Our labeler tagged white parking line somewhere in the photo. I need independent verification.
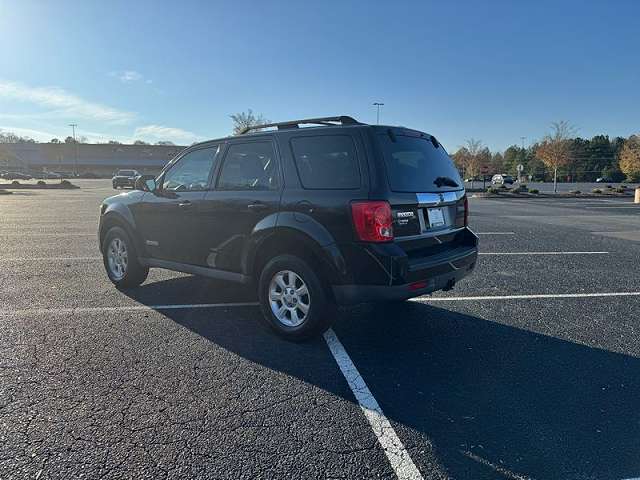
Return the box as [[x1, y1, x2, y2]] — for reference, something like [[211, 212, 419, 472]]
[[584, 205, 640, 209], [324, 329, 423, 480], [2, 256, 101, 262], [476, 232, 516, 235], [479, 251, 608, 256], [413, 291, 640, 302], [0, 232, 95, 237], [0, 302, 260, 316]]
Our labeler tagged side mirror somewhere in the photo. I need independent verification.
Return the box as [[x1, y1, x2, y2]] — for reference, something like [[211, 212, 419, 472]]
[[135, 175, 157, 192]]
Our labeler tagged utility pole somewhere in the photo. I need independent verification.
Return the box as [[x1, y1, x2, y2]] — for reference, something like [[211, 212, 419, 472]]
[[69, 123, 78, 175], [373, 102, 384, 125], [520, 136, 526, 182]]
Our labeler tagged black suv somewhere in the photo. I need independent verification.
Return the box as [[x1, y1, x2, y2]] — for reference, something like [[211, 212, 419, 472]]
[[99, 116, 478, 339], [112, 169, 140, 189]]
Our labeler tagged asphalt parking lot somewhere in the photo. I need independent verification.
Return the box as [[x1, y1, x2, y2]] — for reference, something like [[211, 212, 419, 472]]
[[2, 180, 640, 480]]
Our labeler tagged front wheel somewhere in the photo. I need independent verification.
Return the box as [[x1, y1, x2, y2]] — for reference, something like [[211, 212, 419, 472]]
[[102, 226, 149, 288], [258, 255, 335, 341]]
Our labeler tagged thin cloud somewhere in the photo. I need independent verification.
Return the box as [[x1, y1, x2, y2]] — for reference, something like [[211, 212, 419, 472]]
[[133, 124, 199, 143], [110, 70, 151, 84], [0, 81, 135, 124]]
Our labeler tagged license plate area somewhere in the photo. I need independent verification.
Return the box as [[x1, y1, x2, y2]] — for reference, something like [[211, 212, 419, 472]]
[[426, 207, 446, 228]]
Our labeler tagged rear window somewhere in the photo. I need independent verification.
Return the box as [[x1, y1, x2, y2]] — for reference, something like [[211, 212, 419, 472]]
[[290, 135, 360, 189], [378, 134, 462, 192]]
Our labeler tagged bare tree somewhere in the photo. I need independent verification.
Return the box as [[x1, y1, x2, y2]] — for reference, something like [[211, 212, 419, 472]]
[[535, 121, 575, 192], [618, 134, 640, 182], [230, 109, 270, 135], [463, 139, 485, 188]]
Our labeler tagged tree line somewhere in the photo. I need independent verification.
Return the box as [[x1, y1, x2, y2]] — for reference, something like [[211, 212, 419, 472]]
[[0, 130, 175, 146], [453, 121, 640, 185]]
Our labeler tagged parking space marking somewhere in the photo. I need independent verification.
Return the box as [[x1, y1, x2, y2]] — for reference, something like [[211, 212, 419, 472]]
[[0, 302, 260, 317], [323, 329, 424, 480], [2, 256, 102, 262], [0, 232, 95, 237], [584, 205, 640, 209], [478, 251, 608, 255], [414, 291, 640, 302], [476, 232, 516, 235]]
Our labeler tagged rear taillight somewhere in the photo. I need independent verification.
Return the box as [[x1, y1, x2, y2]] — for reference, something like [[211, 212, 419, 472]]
[[455, 195, 469, 228], [351, 201, 394, 242]]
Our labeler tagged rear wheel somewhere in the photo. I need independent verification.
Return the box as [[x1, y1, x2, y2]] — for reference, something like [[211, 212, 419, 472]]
[[102, 226, 148, 288], [258, 255, 335, 341]]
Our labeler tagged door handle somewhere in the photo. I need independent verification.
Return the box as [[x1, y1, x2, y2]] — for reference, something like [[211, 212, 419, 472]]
[[178, 200, 192, 208], [247, 202, 268, 211]]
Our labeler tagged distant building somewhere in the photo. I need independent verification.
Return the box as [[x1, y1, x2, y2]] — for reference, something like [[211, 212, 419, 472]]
[[0, 142, 186, 176]]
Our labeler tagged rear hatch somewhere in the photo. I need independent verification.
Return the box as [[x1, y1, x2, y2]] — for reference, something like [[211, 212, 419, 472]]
[[375, 128, 470, 259]]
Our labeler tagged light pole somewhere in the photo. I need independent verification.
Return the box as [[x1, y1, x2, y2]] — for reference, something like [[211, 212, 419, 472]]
[[373, 102, 384, 125], [69, 123, 78, 175], [520, 136, 526, 182]]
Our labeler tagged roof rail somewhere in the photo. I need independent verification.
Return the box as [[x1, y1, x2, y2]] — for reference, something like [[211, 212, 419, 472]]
[[239, 116, 362, 134]]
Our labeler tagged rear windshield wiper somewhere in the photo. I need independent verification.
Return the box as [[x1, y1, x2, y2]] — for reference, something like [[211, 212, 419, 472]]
[[434, 176, 459, 188]]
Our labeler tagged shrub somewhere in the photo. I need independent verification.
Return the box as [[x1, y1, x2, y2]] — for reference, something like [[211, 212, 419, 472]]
[[61, 179, 71, 186], [616, 187, 626, 193], [529, 188, 539, 194], [509, 186, 521, 193], [11, 180, 20, 185], [606, 185, 613, 189], [487, 187, 500, 194], [37, 180, 46, 186], [592, 188, 602, 194], [569, 190, 581, 195]]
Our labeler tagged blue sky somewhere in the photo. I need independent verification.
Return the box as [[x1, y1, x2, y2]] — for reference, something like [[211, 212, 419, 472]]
[[0, 0, 638, 151]]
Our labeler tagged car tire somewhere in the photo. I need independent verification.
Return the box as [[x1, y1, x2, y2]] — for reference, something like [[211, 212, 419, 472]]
[[258, 254, 335, 341], [102, 226, 149, 289]]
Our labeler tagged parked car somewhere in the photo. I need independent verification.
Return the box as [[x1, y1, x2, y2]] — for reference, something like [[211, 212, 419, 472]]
[[32, 172, 61, 179], [112, 169, 140, 189], [491, 174, 514, 185], [596, 177, 613, 183], [52, 171, 75, 179], [98, 116, 478, 340], [1, 171, 32, 180]]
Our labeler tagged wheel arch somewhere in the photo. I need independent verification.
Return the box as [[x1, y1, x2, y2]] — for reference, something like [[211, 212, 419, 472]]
[[245, 226, 345, 291], [99, 208, 145, 256]]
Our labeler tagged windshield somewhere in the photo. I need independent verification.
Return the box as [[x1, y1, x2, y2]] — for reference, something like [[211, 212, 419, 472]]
[[378, 134, 463, 192], [118, 170, 136, 176]]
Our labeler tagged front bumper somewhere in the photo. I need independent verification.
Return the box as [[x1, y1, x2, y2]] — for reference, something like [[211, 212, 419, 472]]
[[113, 178, 135, 187], [332, 245, 477, 304]]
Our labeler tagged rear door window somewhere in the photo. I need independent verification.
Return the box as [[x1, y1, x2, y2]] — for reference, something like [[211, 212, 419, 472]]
[[216, 141, 279, 191], [290, 135, 360, 189], [378, 134, 462, 192]]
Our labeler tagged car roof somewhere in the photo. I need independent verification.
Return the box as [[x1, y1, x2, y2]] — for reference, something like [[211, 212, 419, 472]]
[[185, 116, 436, 150]]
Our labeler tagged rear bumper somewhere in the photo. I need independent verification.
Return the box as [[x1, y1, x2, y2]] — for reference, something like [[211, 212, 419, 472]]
[[331, 230, 478, 305]]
